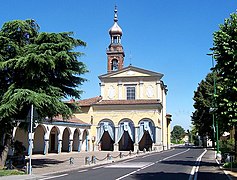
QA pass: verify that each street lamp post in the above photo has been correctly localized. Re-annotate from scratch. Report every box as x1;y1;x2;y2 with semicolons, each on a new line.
28;104;33;175
207;53;220;155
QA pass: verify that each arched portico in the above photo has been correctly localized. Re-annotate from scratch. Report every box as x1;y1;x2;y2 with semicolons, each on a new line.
117;119;134;151
14;125;28;155
81;129;89;151
72;128;81;151
49;126;59;153
33;124;46;154
97;119;115;151
138;119;155;151
62;127;71;152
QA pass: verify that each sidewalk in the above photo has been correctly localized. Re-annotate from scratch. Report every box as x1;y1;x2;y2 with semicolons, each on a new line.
0;150;142;180
198;148;237;180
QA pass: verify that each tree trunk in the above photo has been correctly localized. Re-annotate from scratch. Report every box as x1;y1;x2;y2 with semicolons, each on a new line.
0;134;11;167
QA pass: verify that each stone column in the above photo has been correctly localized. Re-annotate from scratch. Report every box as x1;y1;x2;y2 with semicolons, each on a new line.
133;126;139;152
153;126;162;151
69;140;73;152
100;82;105;98
78;139;82;152
113;126;119;151
85;136;89;151
156;81;161;100
44;139;49;155
118;81;122;99
139;81;144;99
58;140;62;154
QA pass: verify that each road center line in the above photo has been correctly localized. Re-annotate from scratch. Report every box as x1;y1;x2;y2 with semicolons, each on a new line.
162;148;190;161
39;173;68;180
116;148;190;180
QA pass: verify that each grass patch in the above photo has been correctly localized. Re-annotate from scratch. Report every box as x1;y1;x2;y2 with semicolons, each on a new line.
0;169;25;176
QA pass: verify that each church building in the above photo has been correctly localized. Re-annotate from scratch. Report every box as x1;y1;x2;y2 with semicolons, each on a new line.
75;7;171;152
11;7;171;156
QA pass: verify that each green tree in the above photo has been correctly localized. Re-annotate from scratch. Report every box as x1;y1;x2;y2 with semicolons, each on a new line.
0;19;88;166
211;11;237;154
191;73;226;141
211;11;237;126
171;125;185;143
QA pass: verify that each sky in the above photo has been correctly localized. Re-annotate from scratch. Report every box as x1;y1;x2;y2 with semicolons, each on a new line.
0;1;236;131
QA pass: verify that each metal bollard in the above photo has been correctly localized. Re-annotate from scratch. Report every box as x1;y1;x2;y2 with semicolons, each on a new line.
107;153;112;160
119;152;123;158
143;148;146;153
149;147;151;152
69;157;74;164
85;156;90;165
91;155;96;164
129;150;132;156
137;149;140;154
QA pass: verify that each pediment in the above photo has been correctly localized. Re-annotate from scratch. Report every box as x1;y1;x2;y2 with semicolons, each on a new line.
99;65;163;79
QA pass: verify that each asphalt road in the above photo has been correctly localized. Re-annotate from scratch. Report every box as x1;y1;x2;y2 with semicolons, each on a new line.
38;147;229;180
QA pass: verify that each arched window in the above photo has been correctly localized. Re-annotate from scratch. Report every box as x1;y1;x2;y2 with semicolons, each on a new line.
112;36;119;44
111;59;118;71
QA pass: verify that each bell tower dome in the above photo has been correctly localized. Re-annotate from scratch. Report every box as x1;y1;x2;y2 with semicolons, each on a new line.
107;6;125;73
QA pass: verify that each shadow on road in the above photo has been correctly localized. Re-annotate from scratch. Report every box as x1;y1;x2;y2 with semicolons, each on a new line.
130;171;190;180
161;160;217;167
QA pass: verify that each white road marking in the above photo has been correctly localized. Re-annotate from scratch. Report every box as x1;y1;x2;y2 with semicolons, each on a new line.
115;169;140;180
115;148;191;180
39;173;68;180
78;169;88;173
92;166;104;170
189;149;207;180
162;148;190;161
105;162;152;168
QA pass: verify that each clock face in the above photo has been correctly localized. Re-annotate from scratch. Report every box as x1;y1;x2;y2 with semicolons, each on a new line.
146;85;154;98
108;85;115;99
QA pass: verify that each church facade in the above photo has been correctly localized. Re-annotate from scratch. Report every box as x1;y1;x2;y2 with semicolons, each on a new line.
74;7;171;152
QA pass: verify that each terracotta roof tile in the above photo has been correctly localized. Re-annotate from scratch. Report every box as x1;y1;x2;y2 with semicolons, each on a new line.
95;99;161;105
52;115;89;125
77;96;102;106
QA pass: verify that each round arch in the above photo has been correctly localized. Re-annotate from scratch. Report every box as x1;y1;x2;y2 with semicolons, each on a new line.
138;118;155;127
62;127;71;152
97;119;115;151
81;129;89;151
117;118;135;151
72;128;81;151
33;124;47;154
49;126;60;153
98;119;115;126
138;118;155;151
14;124;28;155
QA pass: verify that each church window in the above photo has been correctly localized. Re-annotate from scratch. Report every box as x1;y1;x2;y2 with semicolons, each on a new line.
113;36;118;43
111;59;118;71
127;86;135;100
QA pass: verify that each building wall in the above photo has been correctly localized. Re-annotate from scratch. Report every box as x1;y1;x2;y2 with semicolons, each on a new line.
101;77;162;101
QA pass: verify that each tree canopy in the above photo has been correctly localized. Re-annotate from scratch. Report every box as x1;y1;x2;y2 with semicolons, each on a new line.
0;19;88;122
0;19;88;166
211;11;237;125
171;125;185;142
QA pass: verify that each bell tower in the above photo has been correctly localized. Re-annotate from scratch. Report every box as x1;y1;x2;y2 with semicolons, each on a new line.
107;6;125;73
